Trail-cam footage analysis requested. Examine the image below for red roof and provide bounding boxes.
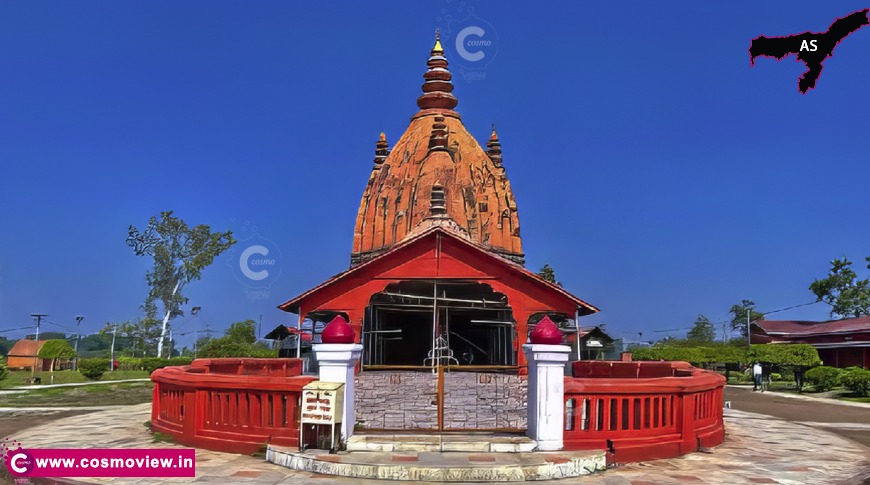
[7,339,47,357]
[279,225,598,315]
[755,316,870,336]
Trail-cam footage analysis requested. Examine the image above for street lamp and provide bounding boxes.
[30,313,48,377]
[191,307,201,359]
[73,316,84,371]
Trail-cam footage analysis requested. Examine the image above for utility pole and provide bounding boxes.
[30,313,48,377]
[191,307,201,360]
[168,328,173,358]
[747,310,751,347]
[73,316,84,371]
[722,322,727,343]
[258,314,263,340]
[110,324,117,371]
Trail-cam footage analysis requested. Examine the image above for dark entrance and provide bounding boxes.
[357,280,524,431]
[362,280,515,367]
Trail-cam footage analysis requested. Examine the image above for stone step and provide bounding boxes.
[267,446,607,482]
[346,433,537,453]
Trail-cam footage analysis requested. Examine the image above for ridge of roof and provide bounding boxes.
[280,224,597,315]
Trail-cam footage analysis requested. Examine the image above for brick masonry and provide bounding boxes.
[354,370,527,430]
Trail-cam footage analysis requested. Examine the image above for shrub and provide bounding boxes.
[117,357,143,371]
[78,358,110,380]
[770,373,782,381]
[805,366,843,392]
[750,344,822,367]
[140,357,193,374]
[0,356,8,381]
[199,337,277,358]
[841,368,870,396]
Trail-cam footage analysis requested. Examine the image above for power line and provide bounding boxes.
[647,301,823,335]
[0,326,35,334]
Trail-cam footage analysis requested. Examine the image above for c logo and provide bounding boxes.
[456,26,486,62]
[9,451,34,476]
[240,245,269,281]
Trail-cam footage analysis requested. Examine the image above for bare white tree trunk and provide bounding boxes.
[157,280,181,359]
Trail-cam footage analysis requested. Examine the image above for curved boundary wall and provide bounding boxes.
[151,358,316,454]
[564,361,726,463]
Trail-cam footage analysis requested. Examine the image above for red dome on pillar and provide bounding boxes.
[321,315,355,344]
[530,316,563,345]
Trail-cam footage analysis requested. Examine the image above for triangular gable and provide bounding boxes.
[279,226,597,315]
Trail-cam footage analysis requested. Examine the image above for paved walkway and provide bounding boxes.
[8,379,151,391]
[725,385,870,450]
[6,403,870,484]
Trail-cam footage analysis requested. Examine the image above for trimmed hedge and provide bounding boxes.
[841,368,870,396]
[631,344,821,367]
[805,366,843,392]
[115,357,193,373]
[78,358,110,380]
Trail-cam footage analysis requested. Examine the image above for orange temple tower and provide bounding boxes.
[351,31,524,266]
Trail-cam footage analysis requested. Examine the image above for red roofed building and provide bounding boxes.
[7,339,50,371]
[751,317,870,368]
[278,32,598,431]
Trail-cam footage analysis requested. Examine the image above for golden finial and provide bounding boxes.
[490,124,498,140]
[433,28,443,53]
[379,132,386,142]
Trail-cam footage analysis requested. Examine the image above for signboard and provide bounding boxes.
[301,381,344,425]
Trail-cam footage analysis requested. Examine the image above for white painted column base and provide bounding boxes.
[523,343,571,451]
[312,343,363,442]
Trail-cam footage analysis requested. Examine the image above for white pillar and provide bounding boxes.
[312,343,363,442]
[523,343,571,451]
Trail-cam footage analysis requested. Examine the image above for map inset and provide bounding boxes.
[749,9,869,93]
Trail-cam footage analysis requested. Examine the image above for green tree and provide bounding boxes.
[225,320,257,344]
[101,317,163,358]
[0,356,8,381]
[37,332,67,340]
[127,211,236,358]
[729,300,764,339]
[809,257,870,318]
[0,340,17,356]
[537,264,560,286]
[37,339,77,373]
[687,314,716,343]
[78,334,109,351]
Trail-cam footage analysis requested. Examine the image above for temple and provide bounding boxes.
[278,31,598,430]
[151,33,726,466]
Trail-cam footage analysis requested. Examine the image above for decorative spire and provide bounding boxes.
[486,124,502,167]
[428,183,448,217]
[373,132,389,166]
[417,30,458,111]
[428,116,449,151]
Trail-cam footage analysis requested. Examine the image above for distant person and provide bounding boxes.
[752,361,763,392]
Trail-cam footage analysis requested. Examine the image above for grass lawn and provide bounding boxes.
[0,381,154,407]
[0,370,150,389]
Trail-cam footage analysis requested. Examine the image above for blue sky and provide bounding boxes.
[1,1,869,347]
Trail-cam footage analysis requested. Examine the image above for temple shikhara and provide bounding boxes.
[151,33,725,474]
[277,32,598,430]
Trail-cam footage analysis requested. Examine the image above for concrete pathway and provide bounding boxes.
[6,403,870,484]
[725,385,870,450]
[9,379,151,391]
[728,384,870,409]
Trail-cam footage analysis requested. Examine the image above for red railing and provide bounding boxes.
[151,358,316,454]
[564,361,725,463]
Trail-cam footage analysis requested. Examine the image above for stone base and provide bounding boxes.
[266,446,606,482]
[346,433,537,453]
